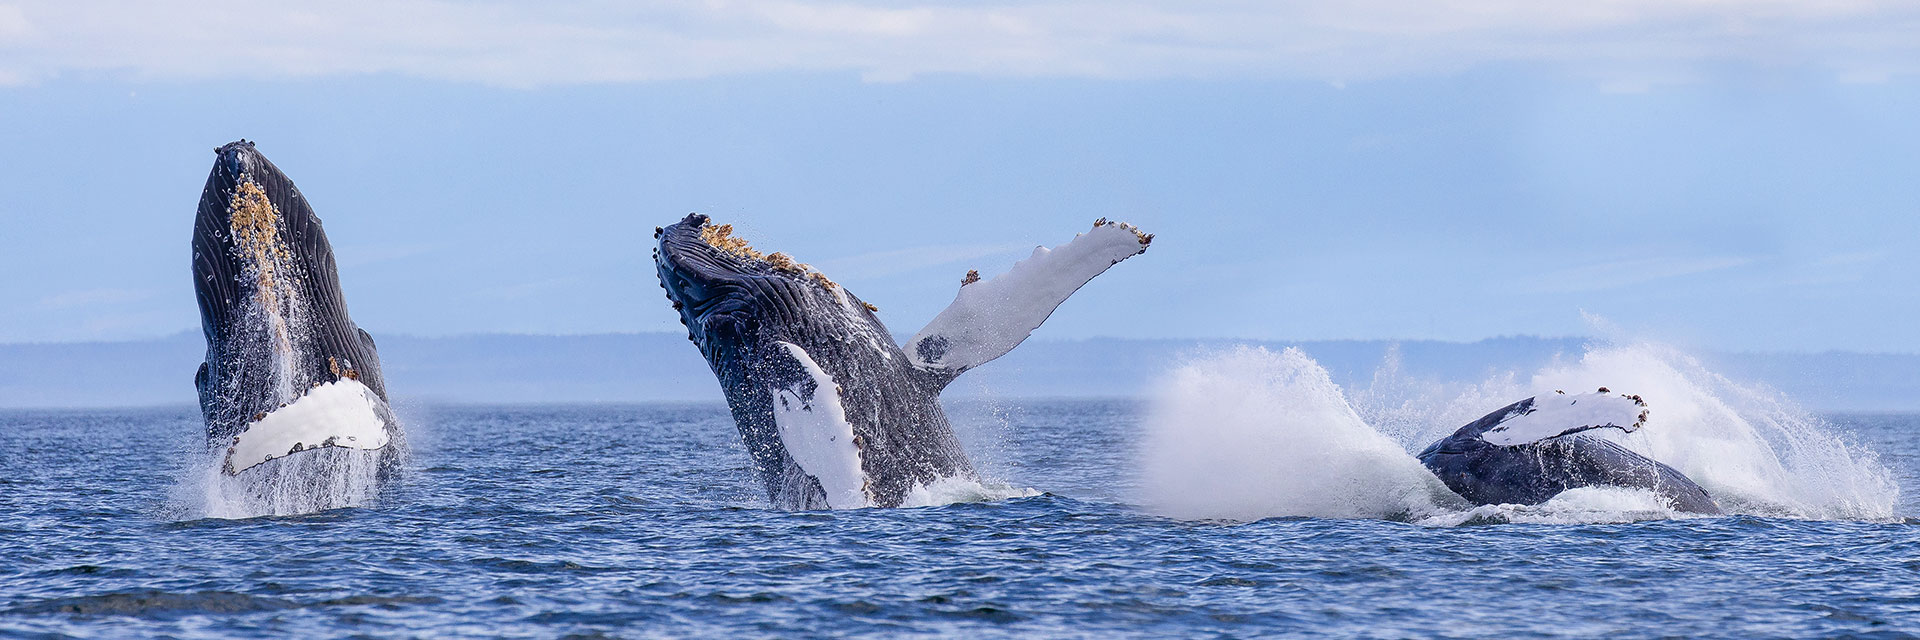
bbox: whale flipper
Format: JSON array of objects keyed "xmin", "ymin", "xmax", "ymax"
[
  {"xmin": 1418, "ymin": 389, "xmax": 1720, "ymax": 513},
  {"xmin": 194, "ymin": 362, "xmax": 212, "ymax": 421},
  {"xmin": 904, "ymin": 220, "xmax": 1151, "ymax": 385},
  {"xmin": 1476, "ymin": 391, "xmax": 1648, "ymax": 446},
  {"xmin": 765, "ymin": 341, "xmax": 872, "ymax": 509}
]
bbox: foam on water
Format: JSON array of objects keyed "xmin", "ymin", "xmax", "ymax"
[
  {"xmin": 899, "ymin": 477, "xmax": 1042, "ymax": 508},
  {"xmin": 1413, "ymin": 485, "xmax": 1691, "ymax": 526},
  {"xmin": 174, "ymin": 446, "xmax": 396, "ymax": 520},
  {"xmin": 1143, "ymin": 342, "xmax": 1900, "ymax": 525}
]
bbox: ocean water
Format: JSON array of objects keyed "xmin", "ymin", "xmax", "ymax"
[{"xmin": 4, "ymin": 342, "xmax": 1920, "ymax": 638}]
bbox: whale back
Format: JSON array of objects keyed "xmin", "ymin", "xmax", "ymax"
[{"xmin": 1418, "ymin": 395, "xmax": 1720, "ymax": 513}]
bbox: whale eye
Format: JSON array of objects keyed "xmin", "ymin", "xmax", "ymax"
[{"xmin": 671, "ymin": 273, "xmax": 712, "ymax": 303}]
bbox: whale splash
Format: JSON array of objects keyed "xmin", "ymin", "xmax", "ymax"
[
  {"xmin": 1140, "ymin": 346, "xmax": 1456, "ymax": 521},
  {"xmin": 177, "ymin": 447, "xmax": 395, "ymax": 520},
  {"xmin": 1142, "ymin": 343, "xmax": 1899, "ymax": 525}
]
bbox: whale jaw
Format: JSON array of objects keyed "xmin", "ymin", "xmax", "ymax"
[{"xmin": 223, "ymin": 379, "xmax": 398, "ymax": 476}]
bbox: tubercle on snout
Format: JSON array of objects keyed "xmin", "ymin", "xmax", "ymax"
[{"xmin": 683, "ymin": 217, "xmax": 854, "ymax": 299}]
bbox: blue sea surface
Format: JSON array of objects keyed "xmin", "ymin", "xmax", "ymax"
[{"xmin": 2, "ymin": 401, "xmax": 1918, "ymax": 638}]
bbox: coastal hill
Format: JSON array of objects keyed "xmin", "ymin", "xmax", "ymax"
[{"xmin": 3, "ymin": 333, "xmax": 1915, "ymax": 412}]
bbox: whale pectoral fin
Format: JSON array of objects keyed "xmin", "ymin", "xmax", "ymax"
[
  {"xmin": 1478, "ymin": 390, "xmax": 1650, "ymax": 446},
  {"xmin": 193, "ymin": 362, "xmax": 214, "ymax": 420},
  {"xmin": 903, "ymin": 220, "xmax": 1151, "ymax": 385},
  {"xmin": 764, "ymin": 341, "xmax": 872, "ymax": 509}
]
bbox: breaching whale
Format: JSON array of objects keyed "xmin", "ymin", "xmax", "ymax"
[
  {"xmin": 1417, "ymin": 389, "xmax": 1721, "ymax": 513},
  {"xmin": 655, "ymin": 214, "xmax": 1151, "ymax": 509},
  {"xmin": 192, "ymin": 141, "xmax": 403, "ymax": 484}
]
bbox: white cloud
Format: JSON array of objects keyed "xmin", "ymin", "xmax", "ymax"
[
  {"xmin": 0, "ymin": 0, "xmax": 1916, "ymax": 87},
  {"xmin": 1777, "ymin": 250, "xmax": 1888, "ymax": 287},
  {"xmin": 0, "ymin": 3, "xmax": 26, "ymax": 38},
  {"xmin": 1515, "ymin": 255, "xmax": 1755, "ymax": 294}
]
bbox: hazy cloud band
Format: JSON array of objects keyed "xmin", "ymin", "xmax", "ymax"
[{"xmin": 2, "ymin": 0, "xmax": 1916, "ymax": 87}]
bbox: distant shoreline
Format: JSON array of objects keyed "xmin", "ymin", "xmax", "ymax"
[{"xmin": 5, "ymin": 333, "xmax": 1918, "ymax": 412}]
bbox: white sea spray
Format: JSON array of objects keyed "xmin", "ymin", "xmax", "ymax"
[
  {"xmin": 1143, "ymin": 341, "xmax": 1899, "ymax": 525},
  {"xmin": 1139, "ymin": 346, "xmax": 1456, "ymax": 522}
]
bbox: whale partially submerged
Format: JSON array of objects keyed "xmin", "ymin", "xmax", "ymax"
[
  {"xmin": 1417, "ymin": 390, "xmax": 1721, "ymax": 513},
  {"xmin": 192, "ymin": 141, "xmax": 403, "ymax": 484},
  {"xmin": 656, "ymin": 214, "xmax": 1151, "ymax": 509}
]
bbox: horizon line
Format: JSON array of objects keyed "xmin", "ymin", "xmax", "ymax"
[{"xmin": 3, "ymin": 330, "xmax": 1916, "ymax": 356}]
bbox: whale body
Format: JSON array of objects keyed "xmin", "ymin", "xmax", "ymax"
[
  {"xmin": 192, "ymin": 141, "xmax": 403, "ymax": 487},
  {"xmin": 1417, "ymin": 390, "xmax": 1721, "ymax": 514},
  {"xmin": 655, "ymin": 214, "xmax": 1150, "ymax": 509}
]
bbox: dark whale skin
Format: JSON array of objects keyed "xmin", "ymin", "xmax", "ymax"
[
  {"xmin": 191, "ymin": 140, "xmax": 395, "ymax": 455},
  {"xmin": 655, "ymin": 214, "xmax": 972, "ymax": 509},
  {"xmin": 1417, "ymin": 398, "xmax": 1722, "ymax": 514}
]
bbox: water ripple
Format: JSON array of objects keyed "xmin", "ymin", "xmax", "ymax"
[{"xmin": 0, "ymin": 404, "xmax": 1916, "ymax": 637}]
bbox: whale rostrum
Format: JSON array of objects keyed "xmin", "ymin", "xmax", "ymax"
[{"xmin": 656, "ymin": 214, "xmax": 1151, "ymax": 509}]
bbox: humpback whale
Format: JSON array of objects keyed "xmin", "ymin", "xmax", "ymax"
[
  {"xmin": 1417, "ymin": 390, "xmax": 1721, "ymax": 513},
  {"xmin": 655, "ymin": 214, "xmax": 1151, "ymax": 509},
  {"xmin": 192, "ymin": 141, "xmax": 403, "ymax": 484}
]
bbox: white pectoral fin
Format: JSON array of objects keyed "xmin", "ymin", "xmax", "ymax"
[
  {"xmin": 903, "ymin": 220, "xmax": 1151, "ymax": 377},
  {"xmin": 1479, "ymin": 390, "xmax": 1649, "ymax": 446},
  {"xmin": 225, "ymin": 379, "xmax": 393, "ymax": 475},
  {"xmin": 768, "ymin": 341, "xmax": 872, "ymax": 509}
]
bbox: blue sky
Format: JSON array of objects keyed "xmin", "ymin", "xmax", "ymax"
[{"xmin": 2, "ymin": 1, "xmax": 1917, "ymax": 351}]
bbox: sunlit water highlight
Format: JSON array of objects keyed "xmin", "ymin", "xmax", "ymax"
[{"xmin": 4, "ymin": 394, "xmax": 1918, "ymax": 636}]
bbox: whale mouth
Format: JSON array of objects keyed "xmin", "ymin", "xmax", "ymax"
[
  {"xmin": 223, "ymin": 379, "xmax": 394, "ymax": 476},
  {"xmin": 656, "ymin": 214, "xmax": 880, "ymax": 361},
  {"xmin": 655, "ymin": 214, "xmax": 864, "ymax": 310}
]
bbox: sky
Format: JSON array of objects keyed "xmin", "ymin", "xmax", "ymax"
[{"xmin": 2, "ymin": 1, "xmax": 1918, "ymax": 352}]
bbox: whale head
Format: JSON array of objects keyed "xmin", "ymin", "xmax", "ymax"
[
  {"xmin": 655, "ymin": 213, "xmax": 922, "ymax": 509},
  {"xmin": 654, "ymin": 213, "xmax": 888, "ymax": 370},
  {"xmin": 191, "ymin": 140, "xmax": 337, "ymax": 345}
]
